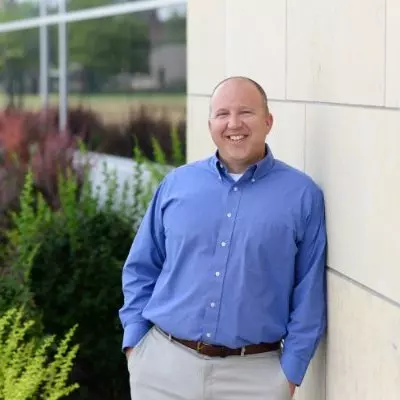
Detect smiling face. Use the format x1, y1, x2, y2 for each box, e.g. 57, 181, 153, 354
208, 78, 273, 173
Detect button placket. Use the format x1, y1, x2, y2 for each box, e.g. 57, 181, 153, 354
202, 181, 242, 343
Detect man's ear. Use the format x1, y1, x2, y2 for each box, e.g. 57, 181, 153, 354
265, 113, 274, 132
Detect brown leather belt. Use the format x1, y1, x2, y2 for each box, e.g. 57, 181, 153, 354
161, 329, 281, 358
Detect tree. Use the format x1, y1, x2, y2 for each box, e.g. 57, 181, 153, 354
66, 0, 150, 92
0, 0, 151, 99
162, 12, 186, 44
0, 2, 39, 107
67, 16, 150, 92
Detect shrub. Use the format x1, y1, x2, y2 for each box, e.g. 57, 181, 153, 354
0, 307, 79, 400
0, 104, 186, 171
1, 133, 181, 399
0, 97, 185, 397
32, 170, 138, 399
65, 105, 186, 165
0, 108, 85, 233
1, 163, 134, 399
0, 171, 47, 319
0, 109, 85, 320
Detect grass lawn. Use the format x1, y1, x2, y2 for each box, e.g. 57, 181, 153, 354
0, 92, 187, 123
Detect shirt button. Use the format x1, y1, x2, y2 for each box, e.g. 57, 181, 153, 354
215, 272, 220, 277
221, 241, 227, 247
210, 302, 216, 308
227, 212, 232, 218
251, 178, 256, 183
206, 333, 211, 338
233, 187, 238, 191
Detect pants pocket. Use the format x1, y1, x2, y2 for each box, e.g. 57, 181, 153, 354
127, 328, 152, 373
278, 361, 292, 399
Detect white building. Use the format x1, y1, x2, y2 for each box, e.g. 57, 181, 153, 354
186, 1, 400, 399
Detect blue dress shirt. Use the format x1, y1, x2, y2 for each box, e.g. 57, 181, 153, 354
119, 146, 327, 386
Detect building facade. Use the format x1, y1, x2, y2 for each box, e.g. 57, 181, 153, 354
187, 1, 400, 399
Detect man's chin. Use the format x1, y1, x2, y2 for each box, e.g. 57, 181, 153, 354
225, 147, 250, 159
229, 153, 252, 165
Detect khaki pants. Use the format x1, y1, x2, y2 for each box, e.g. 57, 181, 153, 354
127, 327, 292, 400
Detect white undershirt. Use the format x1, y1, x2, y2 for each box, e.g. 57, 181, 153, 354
229, 173, 244, 182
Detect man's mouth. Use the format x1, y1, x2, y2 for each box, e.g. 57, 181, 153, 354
226, 135, 247, 143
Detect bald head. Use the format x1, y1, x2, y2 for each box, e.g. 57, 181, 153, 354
207, 76, 274, 173
210, 76, 269, 116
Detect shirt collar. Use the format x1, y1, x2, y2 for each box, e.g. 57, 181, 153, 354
209, 144, 275, 181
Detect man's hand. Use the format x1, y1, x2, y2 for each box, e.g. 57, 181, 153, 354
288, 381, 296, 398
125, 347, 134, 360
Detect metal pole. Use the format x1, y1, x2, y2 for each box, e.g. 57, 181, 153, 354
58, 0, 68, 132
39, 0, 49, 109
0, 0, 187, 33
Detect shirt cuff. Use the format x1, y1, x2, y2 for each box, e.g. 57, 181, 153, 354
122, 321, 152, 352
280, 351, 309, 386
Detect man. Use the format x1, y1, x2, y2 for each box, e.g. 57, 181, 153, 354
119, 76, 327, 399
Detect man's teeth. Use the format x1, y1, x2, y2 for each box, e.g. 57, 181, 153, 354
228, 135, 245, 141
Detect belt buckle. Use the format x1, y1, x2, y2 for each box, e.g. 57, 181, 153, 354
196, 341, 228, 357
197, 341, 218, 356
196, 341, 206, 353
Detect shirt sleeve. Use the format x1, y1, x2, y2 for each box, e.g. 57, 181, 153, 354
280, 186, 327, 386
118, 179, 167, 351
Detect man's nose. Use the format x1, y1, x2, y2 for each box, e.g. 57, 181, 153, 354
227, 114, 242, 129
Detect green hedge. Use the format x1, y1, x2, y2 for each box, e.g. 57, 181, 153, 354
0, 136, 181, 399
0, 308, 79, 400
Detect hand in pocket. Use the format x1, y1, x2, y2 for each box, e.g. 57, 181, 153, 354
125, 347, 134, 361
288, 381, 296, 398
